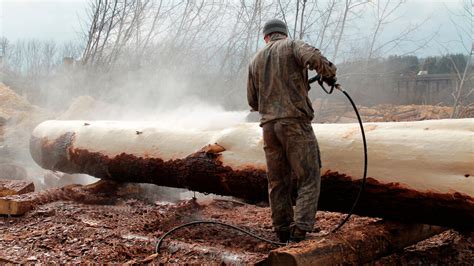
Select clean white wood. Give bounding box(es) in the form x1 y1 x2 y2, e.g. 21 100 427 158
31 119 474 196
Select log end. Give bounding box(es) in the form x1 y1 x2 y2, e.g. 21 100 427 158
29 132 75 171
267 251 298 266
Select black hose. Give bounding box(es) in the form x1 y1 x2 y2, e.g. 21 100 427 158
155 220 286 253
309 75 368 233
329 88 368 233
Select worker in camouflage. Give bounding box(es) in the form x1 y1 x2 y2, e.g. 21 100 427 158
247 18 337 242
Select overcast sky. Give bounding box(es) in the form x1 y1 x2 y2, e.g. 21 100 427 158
0 0 470 57
1 0 87 43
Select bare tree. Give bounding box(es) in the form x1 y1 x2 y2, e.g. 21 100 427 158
449 50 473 118
293 0 300 38
367 0 405 60
444 0 473 118
332 0 368 61
0 37 9 57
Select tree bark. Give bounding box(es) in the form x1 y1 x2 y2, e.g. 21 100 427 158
29 119 474 230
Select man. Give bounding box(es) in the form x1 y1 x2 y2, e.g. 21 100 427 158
247 19 337 242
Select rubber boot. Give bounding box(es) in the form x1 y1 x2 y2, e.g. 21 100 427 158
276 230 290 243
290 226 306 242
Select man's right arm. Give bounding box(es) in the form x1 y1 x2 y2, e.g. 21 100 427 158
293 40 336 78
247 65 259 111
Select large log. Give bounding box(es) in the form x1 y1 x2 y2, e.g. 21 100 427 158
30 119 474 229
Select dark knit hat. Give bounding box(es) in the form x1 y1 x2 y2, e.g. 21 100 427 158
262 19 288 36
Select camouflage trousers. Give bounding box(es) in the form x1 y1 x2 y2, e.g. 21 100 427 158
262 119 321 232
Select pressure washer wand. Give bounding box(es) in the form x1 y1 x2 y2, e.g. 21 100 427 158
308 74 342 93
309 74 368 233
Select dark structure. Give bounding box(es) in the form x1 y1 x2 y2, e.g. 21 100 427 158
396 74 473 105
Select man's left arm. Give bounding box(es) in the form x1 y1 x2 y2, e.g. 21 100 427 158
247 66 259 111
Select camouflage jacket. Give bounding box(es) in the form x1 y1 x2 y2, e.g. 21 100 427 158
247 34 336 125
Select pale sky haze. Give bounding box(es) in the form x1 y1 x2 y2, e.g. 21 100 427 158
0 0 470 57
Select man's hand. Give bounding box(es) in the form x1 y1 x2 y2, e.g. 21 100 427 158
322 76 337 87
309 74 337 87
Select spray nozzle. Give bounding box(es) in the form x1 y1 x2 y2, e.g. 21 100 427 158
308 74 342 94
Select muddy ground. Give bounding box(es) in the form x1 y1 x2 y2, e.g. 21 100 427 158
0 191 472 264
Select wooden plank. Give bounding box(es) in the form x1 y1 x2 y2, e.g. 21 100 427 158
0 180 144 215
0 195 35 215
0 179 34 197
0 179 35 215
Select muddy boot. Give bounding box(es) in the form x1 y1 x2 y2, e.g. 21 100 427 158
290 226 306 242
276 230 290 243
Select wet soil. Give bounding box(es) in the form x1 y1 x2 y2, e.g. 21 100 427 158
0 193 472 264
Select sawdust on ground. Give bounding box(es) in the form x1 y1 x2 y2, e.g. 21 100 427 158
0 196 472 264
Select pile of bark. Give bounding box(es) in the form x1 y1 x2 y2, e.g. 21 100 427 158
0 83 53 185
0 180 472 264
313 100 464 123
0 84 100 190
0 83 52 149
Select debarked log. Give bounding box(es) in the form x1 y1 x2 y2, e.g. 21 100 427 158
29 119 474 230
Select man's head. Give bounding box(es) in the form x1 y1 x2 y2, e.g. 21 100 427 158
263 19 288 43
